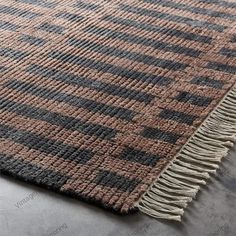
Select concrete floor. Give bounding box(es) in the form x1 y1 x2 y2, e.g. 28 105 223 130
0 147 236 236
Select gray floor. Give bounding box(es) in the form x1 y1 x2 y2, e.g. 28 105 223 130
0 147 236 236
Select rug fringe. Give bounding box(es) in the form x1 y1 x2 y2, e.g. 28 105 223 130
135 86 236 221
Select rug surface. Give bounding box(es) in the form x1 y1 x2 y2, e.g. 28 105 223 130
0 0 236 220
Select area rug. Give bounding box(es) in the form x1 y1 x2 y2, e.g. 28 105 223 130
0 0 236 221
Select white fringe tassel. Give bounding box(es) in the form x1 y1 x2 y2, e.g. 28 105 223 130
135 86 236 221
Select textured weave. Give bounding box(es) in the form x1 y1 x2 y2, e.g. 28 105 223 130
0 0 236 214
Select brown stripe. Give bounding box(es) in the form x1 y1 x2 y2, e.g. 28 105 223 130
0 86 141 132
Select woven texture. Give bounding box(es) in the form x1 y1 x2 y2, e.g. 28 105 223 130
0 0 236 214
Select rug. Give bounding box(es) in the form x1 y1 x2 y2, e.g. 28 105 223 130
0 0 236 221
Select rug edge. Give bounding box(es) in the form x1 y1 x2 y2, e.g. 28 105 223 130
135 84 236 221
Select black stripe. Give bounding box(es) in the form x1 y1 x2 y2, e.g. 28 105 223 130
20 34 47 46
159 109 197 125
0 47 28 60
27 64 155 104
0 5 41 19
0 154 70 189
68 37 189 69
120 4 226 32
141 127 180 144
4 79 137 121
144 0 236 20
94 170 140 192
0 20 20 31
0 97 117 140
199 0 236 9
0 66 7 73
0 124 93 164
219 48 236 58
55 12 84 22
15 0 58 8
74 0 100 11
102 15 212 44
48 50 174 86
191 76 224 89
119 147 162 167
207 62 236 74
38 22 65 34
176 91 212 106
84 25 201 58
231 35 236 43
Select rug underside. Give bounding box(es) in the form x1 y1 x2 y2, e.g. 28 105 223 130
0 0 236 221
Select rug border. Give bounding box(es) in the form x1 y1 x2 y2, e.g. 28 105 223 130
135 83 236 221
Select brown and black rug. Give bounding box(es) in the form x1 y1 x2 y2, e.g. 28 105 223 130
0 0 236 221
